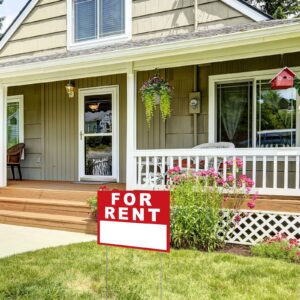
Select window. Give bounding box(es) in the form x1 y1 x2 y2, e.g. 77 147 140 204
215 78 298 148
217 82 253 148
257 80 296 147
70 0 130 49
7 96 24 151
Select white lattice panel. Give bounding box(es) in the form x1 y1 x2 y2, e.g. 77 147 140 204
226 210 300 245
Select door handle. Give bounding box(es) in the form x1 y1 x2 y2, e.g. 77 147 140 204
80 131 83 140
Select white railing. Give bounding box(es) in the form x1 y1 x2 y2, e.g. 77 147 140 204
133 148 300 196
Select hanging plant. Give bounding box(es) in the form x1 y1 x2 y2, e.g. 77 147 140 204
140 74 173 127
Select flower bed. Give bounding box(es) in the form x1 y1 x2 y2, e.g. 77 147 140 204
251 232 300 263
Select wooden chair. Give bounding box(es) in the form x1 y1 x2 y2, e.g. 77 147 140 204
7 143 25 180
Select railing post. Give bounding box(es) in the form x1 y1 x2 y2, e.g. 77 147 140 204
126 65 137 190
0 84 7 187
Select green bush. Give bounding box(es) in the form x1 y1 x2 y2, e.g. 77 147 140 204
170 173 230 251
251 233 300 263
168 160 257 252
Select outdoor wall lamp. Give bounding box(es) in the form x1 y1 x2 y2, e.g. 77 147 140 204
65 81 75 98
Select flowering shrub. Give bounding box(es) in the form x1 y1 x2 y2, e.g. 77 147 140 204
168 158 257 251
251 232 300 263
87 185 110 218
140 75 173 127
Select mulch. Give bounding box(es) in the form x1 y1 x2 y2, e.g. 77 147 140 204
218 244 252 257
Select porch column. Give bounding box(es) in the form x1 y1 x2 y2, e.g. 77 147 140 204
126 67 137 190
0 84 7 187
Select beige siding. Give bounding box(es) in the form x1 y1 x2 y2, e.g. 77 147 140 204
132 0 253 40
0 0 67 61
0 0 255 62
8 85 43 180
137 52 300 150
8 74 127 182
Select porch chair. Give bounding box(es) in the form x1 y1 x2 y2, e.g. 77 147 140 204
7 143 25 180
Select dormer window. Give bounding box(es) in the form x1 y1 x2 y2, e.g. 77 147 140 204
68 0 131 50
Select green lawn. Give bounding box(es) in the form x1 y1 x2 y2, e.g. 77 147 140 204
0 242 299 300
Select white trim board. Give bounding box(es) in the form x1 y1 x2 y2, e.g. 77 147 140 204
221 0 271 22
0 0 39 50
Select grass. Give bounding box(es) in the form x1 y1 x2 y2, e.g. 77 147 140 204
0 242 300 300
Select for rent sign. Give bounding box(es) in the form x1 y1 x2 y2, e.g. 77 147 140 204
97 191 170 252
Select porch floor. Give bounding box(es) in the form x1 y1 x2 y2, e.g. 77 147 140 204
6 180 126 192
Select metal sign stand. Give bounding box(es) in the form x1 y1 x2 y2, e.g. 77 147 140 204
160 253 163 300
106 247 109 300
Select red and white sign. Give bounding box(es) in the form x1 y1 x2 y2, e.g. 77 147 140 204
97 191 170 252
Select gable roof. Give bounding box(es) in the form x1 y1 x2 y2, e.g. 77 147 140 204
0 0 272 51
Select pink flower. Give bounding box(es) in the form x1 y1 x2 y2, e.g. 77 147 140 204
99 185 108 191
252 192 259 201
235 158 243 168
289 239 299 246
223 196 229 202
225 160 233 167
227 175 235 183
247 201 255 209
217 178 225 186
234 215 241 223
296 252 300 257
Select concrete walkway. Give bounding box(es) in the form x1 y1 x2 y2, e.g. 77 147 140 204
0 224 97 259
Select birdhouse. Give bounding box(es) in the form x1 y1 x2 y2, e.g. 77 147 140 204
271 67 296 90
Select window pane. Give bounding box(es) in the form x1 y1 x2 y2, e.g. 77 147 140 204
84 94 112 134
99 0 125 37
257 80 296 147
217 82 253 148
7 102 20 149
74 0 97 42
85 136 112 176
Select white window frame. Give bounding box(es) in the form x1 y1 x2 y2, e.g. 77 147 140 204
209 67 300 148
67 0 132 51
7 95 24 158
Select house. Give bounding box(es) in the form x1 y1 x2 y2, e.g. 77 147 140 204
0 0 299 242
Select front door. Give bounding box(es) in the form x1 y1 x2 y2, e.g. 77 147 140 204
79 86 119 182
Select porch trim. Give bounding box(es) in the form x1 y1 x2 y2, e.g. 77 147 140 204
0 84 8 187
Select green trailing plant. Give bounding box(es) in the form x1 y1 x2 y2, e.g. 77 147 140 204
140 74 173 127
87 196 97 217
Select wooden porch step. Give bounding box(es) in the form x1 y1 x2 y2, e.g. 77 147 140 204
0 197 91 217
0 187 96 201
0 210 97 234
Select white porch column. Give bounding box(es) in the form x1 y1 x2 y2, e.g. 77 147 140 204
126 66 137 190
0 84 7 187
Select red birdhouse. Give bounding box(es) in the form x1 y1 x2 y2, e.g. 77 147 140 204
271 67 296 90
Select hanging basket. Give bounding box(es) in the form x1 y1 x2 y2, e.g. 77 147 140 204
140 74 174 127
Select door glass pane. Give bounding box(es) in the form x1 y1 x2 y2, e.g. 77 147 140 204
85 136 112 176
257 81 296 147
74 0 97 42
7 102 20 148
99 0 125 37
217 82 253 148
84 94 112 134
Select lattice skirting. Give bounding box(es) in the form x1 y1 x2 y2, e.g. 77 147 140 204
225 210 300 245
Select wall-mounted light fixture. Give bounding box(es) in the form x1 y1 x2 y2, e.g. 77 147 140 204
65 81 75 98
89 103 100 112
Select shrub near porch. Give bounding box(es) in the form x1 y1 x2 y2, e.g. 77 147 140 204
169 159 257 251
